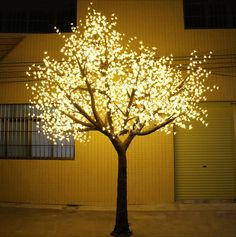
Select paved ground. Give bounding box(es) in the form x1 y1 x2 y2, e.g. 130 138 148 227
0 203 236 237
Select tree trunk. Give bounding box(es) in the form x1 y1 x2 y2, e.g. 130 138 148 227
111 149 132 236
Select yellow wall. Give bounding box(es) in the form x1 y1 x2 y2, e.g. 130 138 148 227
0 0 235 206
0 34 174 205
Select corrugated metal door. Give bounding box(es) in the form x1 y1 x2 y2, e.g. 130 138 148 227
175 102 236 200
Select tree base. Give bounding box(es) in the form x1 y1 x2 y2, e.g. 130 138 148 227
110 228 132 237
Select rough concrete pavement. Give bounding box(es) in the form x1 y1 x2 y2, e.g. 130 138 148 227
0 203 236 237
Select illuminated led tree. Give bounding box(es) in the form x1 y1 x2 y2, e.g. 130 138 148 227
26 4 217 237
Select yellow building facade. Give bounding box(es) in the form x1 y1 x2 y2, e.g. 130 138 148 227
0 0 235 206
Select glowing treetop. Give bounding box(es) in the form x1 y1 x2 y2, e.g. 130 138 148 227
26 4 217 145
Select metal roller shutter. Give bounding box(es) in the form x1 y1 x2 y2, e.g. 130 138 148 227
174 102 236 200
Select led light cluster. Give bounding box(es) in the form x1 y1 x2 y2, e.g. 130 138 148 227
26 4 217 144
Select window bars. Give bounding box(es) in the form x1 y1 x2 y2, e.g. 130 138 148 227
0 104 74 159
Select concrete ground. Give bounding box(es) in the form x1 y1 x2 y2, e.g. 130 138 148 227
0 203 236 237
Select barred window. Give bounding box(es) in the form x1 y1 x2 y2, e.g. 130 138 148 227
0 104 74 159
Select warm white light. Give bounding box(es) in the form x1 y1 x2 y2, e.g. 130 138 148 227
26 6 217 143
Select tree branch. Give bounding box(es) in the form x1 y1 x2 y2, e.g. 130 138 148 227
60 110 94 128
171 74 191 97
123 133 135 150
102 35 114 133
53 79 97 127
85 78 104 128
122 58 140 129
65 127 96 133
73 48 105 129
78 127 96 132
135 115 176 136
